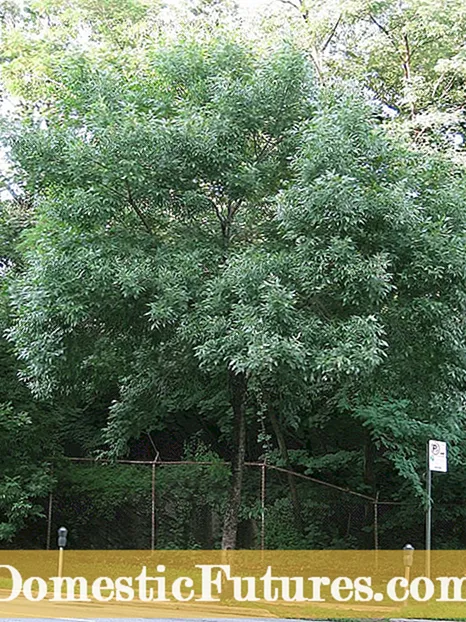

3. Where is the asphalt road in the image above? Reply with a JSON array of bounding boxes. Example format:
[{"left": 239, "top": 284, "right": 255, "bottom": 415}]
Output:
[
  {"left": 17, "top": 617, "right": 432, "bottom": 621},
  {"left": 0, "top": 620, "right": 291, "bottom": 622}
]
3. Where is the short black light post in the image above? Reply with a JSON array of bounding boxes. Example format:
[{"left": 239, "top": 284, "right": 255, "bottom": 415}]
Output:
[
  {"left": 57, "top": 527, "right": 68, "bottom": 578},
  {"left": 403, "top": 544, "right": 414, "bottom": 606}
]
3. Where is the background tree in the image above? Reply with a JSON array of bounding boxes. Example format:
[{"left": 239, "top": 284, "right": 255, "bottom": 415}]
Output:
[
  {"left": 5, "top": 36, "right": 316, "bottom": 548},
  {"left": 1, "top": 0, "right": 466, "bottom": 550},
  {"left": 0, "top": 197, "right": 57, "bottom": 542}
]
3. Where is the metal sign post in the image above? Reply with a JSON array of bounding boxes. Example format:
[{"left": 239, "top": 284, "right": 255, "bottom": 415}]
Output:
[
  {"left": 426, "top": 453, "right": 432, "bottom": 578},
  {"left": 426, "top": 440, "right": 447, "bottom": 578}
]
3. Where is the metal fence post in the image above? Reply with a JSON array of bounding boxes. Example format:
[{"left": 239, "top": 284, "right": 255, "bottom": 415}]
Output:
[
  {"left": 260, "top": 462, "right": 266, "bottom": 551},
  {"left": 46, "top": 491, "right": 53, "bottom": 550},
  {"left": 374, "top": 491, "right": 379, "bottom": 571},
  {"left": 151, "top": 462, "right": 156, "bottom": 551}
]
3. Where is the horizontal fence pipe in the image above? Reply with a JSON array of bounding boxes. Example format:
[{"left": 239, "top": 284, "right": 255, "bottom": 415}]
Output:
[
  {"left": 265, "top": 464, "right": 376, "bottom": 501},
  {"left": 60, "top": 456, "right": 377, "bottom": 501},
  {"left": 63, "top": 457, "right": 265, "bottom": 467}
]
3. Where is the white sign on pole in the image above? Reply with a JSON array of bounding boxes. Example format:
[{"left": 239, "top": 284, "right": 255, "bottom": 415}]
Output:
[{"left": 428, "top": 440, "right": 447, "bottom": 473}]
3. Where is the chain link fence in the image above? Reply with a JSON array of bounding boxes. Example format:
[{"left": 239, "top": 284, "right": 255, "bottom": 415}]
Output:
[{"left": 8, "top": 458, "right": 466, "bottom": 550}]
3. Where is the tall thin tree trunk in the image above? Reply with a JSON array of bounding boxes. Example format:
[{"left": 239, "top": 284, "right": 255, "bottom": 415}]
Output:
[
  {"left": 268, "top": 404, "right": 304, "bottom": 533},
  {"left": 221, "top": 370, "right": 247, "bottom": 549},
  {"left": 402, "top": 33, "right": 416, "bottom": 119}
]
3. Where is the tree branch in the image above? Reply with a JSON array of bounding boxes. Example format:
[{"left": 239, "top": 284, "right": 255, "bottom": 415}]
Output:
[
  {"left": 213, "top": 199, "right": 227, "bottom": 236},
  {"left": 124, "top": 179, "right": 153, "bottom": 234},
  {"left": 402, "top": 32, "right": 416, "bottom": 118},
  {"left": 402, "top": 33, "right": 412, "bottom": 81},
  {"left": 277, "top": 0, "right": 301, "bottom": 12},
  {"left": 321, "top": 13, "right": 342, "bottom": 53},
  {"left": 278, "top": 0, "right": 309, "bottom": 21},
  {"left": 368, "top": 13, "right": 401, "bottom": 54}
]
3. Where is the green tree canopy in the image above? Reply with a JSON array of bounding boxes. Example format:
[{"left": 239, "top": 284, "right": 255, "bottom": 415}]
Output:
[{"left": 4, "top": 29, "right": 466, "bottom": 547}]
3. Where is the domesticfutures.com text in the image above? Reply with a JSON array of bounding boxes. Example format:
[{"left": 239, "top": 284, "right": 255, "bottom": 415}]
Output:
[{"left": 1, "top": 564, "right": 466, "bottom": 604}]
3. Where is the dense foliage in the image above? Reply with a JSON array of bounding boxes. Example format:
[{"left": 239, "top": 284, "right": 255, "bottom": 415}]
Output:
[{"left": 1, "top": 0, "right": 466, "bottom": 550}]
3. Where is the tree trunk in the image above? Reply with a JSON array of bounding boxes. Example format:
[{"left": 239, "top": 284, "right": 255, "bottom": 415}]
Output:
[
  {"left": 268, "top": 404, "right": 304, "bottom": 533},
  {"left": 402, "top": 33, "right": 416, "bottom": 119},
  {"left": 221, "top": 370, "right": 247, "bottom": 549}
]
